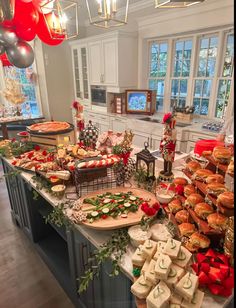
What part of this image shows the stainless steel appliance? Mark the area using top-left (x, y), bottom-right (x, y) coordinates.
top-left (91, 86), bottom-right (106, 107)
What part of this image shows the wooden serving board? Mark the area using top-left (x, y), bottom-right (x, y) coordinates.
top-left (80, 187), bottom-right (157, 230)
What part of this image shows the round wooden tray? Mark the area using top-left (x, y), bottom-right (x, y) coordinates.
top-left (26, 122), bottom-right (74, 135)
top-left (80, 187), bottom-right (158, 230)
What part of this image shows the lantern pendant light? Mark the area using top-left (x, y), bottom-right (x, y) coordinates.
top-left (86, 0), bottom-right (129, 29)
top-left (155, 0), bottom-right (205, 8)
top-left (40, 0), bottom-right (78, 40)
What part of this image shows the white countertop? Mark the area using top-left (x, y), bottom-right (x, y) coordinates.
top-left (2, 158), bottom-right (232, 308)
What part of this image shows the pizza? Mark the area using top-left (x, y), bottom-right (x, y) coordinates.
top-left (28, 121), bottom-right (70, 133)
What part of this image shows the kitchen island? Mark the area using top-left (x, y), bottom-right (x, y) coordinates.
top-left (1, 157), bottom-right (233, 308)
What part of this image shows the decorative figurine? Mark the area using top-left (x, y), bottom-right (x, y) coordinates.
top-left (71, 101), bottom-right (85, 142)
top-left (159, 112), bottom-right (177, 182)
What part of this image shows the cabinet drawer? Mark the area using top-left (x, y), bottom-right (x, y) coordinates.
top-left (188, 132), bottom-right (213, 142)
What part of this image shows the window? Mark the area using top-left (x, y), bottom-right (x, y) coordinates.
top-left (171, 39), bottom-right (192, 108)
top-left (193, 35), bottom-right (218, 116)
top-left (146, 27), bottom-right (234, 118)
top-left (148, 41), bottom-right (168, 111)
top-left (215, 33), bottom-right (234, 118)
top-left (3, 66), bottom-right (41, 117)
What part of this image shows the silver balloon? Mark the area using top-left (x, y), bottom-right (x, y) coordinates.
top-left (0, 26), bottom-right (18, 47)
top-left (0, 44), bottom-right (5, 55)
top-left (6, 41), bottom-right (34, 68)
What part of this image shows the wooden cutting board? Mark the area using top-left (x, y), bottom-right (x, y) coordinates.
top-left (80, 187), bottom-right (157, 230)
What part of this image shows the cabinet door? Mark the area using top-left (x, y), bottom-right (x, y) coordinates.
top-left (102, 39), bottom-right (118, 85)
top-left (88, 41), bottom-right (103, 85)
top-left (186, 141), bottom-right (195, 153)
top-left (72, 48), bottom-right (82, 99)
top-left (111, 117), bottom-right (127, 132)
top-left (151, 135), bottom-right (161, 151)
top-left (80, 46), bottom-right (90, 100)
top-left (133, 131), bottom-right (150, 148)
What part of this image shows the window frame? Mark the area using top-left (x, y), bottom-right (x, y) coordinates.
top-left (146, 26), bottom-right (234, 119)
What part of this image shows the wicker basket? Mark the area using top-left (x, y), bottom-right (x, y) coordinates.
top-left (175, 112), bottom-right (193, 122)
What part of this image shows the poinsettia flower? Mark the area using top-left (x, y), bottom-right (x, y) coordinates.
top-left (152, 202), bottom-right (160, 211)
top-left (42, 150), bottom-right (48, 156)
top-left (145, 207), bottom-right (157, 217)
top-left (34, 145), bottom-right (40, 151)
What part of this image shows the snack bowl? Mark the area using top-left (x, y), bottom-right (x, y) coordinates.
top-left (128, 225), bottom-right (152, 248)
top-left (156, 189), bottom-right (175, 204)
top-left (51, 184), bottom-right (66, 199)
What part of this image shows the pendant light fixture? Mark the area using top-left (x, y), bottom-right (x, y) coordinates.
top-left (86, 0), bottom-right (129, 29)
top-left (40, 0), bottom-right (78, 40)
top-left (155, 0), bottom-right (205, 8)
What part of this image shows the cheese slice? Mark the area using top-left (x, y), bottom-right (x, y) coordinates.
top-left (145, 259), bottom-right (159, 285)
top-left (164, 263), bottom-right (185, 288)
top-left (175, 272), bottom-right (199, 302)
top-left (170, 292), bottom-right (183, 305)
top-left (181, 289), bottom-right (204, 308)
top-left (141, 259), bottom-right (151, 276)
top-left (142, 240), bottom-right (157, 260)
top-left (146, 281), bottom-right (171, 308)
top-left (131, 275), bottom-right (152, 299)
top-left (151, 223), bottom-right (173, 242)
top-left (132, 245), bottom-right (146, 267)
top-left (163, 238), bottom-right (181, 259)
top-left (155, 253), bottom-right (172, 280)
top-left (173, 246), bottom-right (192, 268)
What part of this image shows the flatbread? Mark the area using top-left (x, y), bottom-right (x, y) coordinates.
top-left (28, 121), bottom-right (70, 133)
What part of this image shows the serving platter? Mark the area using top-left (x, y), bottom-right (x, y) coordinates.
top-left (27, 122), bottom-right (74, 135)
top-left (80, 187), bottom-right (158, 230)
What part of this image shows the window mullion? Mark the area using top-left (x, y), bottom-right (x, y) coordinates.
top-left (211, 30), bottom-right (225, 119)
top-left (164, 38), bottom-right (173, 112)
top-left (188, 35), bottom-right (198, 108)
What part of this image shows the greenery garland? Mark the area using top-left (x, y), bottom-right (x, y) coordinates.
top-left (45, 202), bottom-right (72, 228)
top-left (78, 228), bottom-right (130, 294)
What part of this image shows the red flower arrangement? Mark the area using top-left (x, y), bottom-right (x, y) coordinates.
top-left (34, 145), bottom-right (40, 151)
top-left (162, 112), bottom-right (173, 124)
top-left (141, 201), bottom-right (160, 217)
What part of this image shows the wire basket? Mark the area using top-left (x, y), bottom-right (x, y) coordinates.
top-left (73, 165), bottom-right (123, 197)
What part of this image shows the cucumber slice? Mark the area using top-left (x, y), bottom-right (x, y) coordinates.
top-left (183, 278), bottom-right (192, 289)
top-left (89, 218), bottom-right (94, 223)
top-left (170, 239), bottom-right (176, 249)
top-left (168, 268), bottom-right (177, 277)
top-left (103, 198), bottom-right (111, 204)
top-left (91, 211), bottom-right (99, 217)
top-left (102, 208), bottom-right (110, 214)
top-left (124, 202), bottom-right (131, 208)
top-left (114, 193), bottom-right (121, 196)
top-left (129, 196), bottom-right (137, 201)
top-left (159, 259), bottom-right (167, 269)
top-left (178, 251), bottom-right (186, 260)
top-left (117, 199), bottom-right (124, 203)
top-left (138, 279), bottom-right (147, 286)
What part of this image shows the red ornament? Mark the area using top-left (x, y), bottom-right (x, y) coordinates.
top-left (36, 12), bottom-right (65, 46)
top-left (13, 0), bottom-right (39, 30)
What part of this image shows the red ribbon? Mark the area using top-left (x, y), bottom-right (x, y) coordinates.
top-left (191, 249), bottom-right (234, 297)
top-left (119, 152), bottom-right (131, 165)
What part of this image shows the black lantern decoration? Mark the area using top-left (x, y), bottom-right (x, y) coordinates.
top-left (135, 142), bottom-right (156, 180)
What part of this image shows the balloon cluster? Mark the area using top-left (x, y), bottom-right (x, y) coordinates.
top-left (0, 0), bottom-right (65, 68)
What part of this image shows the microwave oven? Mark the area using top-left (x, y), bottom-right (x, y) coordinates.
top-left (91, 86), bottom-right (106, 107)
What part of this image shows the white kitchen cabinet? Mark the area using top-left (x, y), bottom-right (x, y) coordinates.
top-left (186, 141), bottom-right (196, 153)
top-left (111, 116), bottom-right (127, 132)
top-left (88, 38), bottom-right (118, 86)
top-left (71, 44), bottom-right (90, 103)
top-left (151, 135), bottom-right (161, 150)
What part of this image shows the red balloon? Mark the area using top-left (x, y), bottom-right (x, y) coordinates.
top-left (13, 0), bottom-right (39, 30)
top-left (0, 53), bottom-right (13, 66)
top-left (36, 12), bottom-right (65, 46)
top-left (15, 25), bottom-right (36, 41)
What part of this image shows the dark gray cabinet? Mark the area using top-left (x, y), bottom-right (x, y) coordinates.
top-left (1, 158), bottom-right (135, 308)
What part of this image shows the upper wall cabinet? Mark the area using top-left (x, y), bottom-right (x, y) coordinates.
top-left (71, 31), bottom-right (138, 93)
top-left (71, 44), bottom-right (90, 103)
